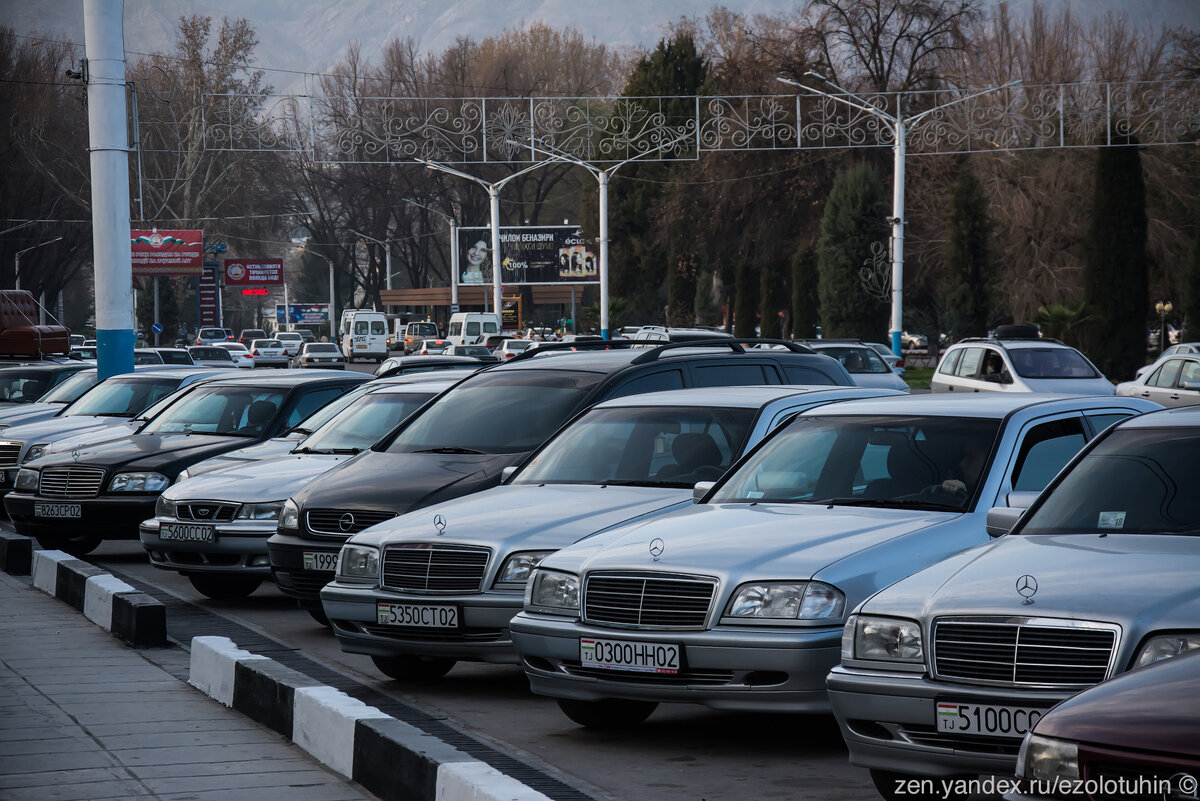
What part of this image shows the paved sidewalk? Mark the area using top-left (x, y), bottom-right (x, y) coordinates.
top-left (0, 571), bottom-right (375, 801)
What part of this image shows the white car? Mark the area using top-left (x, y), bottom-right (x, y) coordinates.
top-left (931, 335), bottom-right (1113, 395)
top-left (496, 339), bottom-right (534, 360)
top-left (807, 342), bottom-right (909, 392)
top-left (1134, 341), bottom-right (1200, 379)
top-left (276, 332), bottom-right (305, 357)
top-left (1116, 353), bottom-right (1200, 407)
top-left (188, 346), bottom-right (241, 368)
top-left (248, 339), bottom-right (289, 368)
top-left (215, 342), bottom-right (254, 368)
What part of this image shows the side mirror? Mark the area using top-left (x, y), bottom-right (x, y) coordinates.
top-left (1183, 381), bottom-right (1200, 391)
top-left (693, 481), bottom-right (715, 503)
top-left (500, 465), bottom-right (518, 483)
top-left (1005, 491), bottom-right (1041, 510)
top-left (985, 506), bottom-right (1023, 538)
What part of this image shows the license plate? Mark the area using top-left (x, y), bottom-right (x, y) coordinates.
top-left (159, 522), bottom-right (215, 543)
top-left (376, 602), bottom-right (459, 628)
top-left (580, 638), bottom-right (680, 674)
top-left (355, 344), bottom-right (366, 349)
top-left (34, 502), bottom-right (81, 519)
top-left (302, 551), bottom-right (339, 571)
top-left (936, 702), bottom-right (1044, 738)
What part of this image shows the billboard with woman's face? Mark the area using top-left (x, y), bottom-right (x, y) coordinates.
top-left (456, 226), bottom-right (599, 285)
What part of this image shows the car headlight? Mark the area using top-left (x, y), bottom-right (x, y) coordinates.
top-left (336, 544), bottom-right (378, 581)
top-left (108, 472), bottom-right (171, 492)
top-left (726, 581), bottom-right (846, 621)
top-left (1016, 733), bottom-right (1079, 782)
top-left (525, 569), bottom-right (579, 615)
top-left (851, 616), bottom-right (924, 662)
top-left (237, 501), bottom-right (284, 521)
top-left (495, 550), bottom-right (555, 587)
top-left (278, 498), bottom-right (300, 529)
top-left (155, 496), bottom-right (176, 518)
top-left (22, 444), bottom-right (47, 463)
top-left (15, 468), bottom-right (38, 492)
top-left (1133, 633), bottom-right (1200, 668)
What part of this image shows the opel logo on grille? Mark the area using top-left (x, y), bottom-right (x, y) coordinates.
top-left (649, 538), bottom-right (665, 561)
top-left (1016, 574), bottom-right (1038, 604)
top-left (433, 514), bottom-right (447, 535)
top-left (338, 513), bottom-right (355, 532)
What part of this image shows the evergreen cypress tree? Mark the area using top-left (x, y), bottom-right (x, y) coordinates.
top-left (1182, 206), bottom-right (1200, 338)
top-left (817, 163), bottom-right (888, 340)
top-left (1083, 135), bottom-right (1148, 380)
top-left (941, 171), bottom-right (991, 339)
top-left (733, 259), bottom-right (758, 337)
top-left (759, 257), bottom-right (790, 339)
top-left (791, 245), bottom-right (819, 339)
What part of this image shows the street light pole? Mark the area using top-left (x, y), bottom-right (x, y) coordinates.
top-left (348, 228), bottom-right (394, 312)
top-left (778, 75), bottom-right (1021, 356)
top-left (14, 236), bottom-right (64, 292)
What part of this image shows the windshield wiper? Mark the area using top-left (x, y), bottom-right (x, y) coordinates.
top-left (289, 426), bottom-right (313, 436)
top-left (808, 497), bottom-right (963, 512)
top-left (414, 446), bottom-right (484, 455)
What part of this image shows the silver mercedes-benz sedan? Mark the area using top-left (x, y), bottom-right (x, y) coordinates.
top-left (509, 394), bottom-right (1157, 728)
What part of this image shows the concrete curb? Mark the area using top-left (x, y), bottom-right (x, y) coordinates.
top-left (188, 635), bottom-right (553, 801)
top-left (0, 530), bottom-right (32, 575)
top-left (30, 549), bottom-right (167, 647)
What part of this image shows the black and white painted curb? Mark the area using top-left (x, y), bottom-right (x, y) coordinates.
top-left (189, 636), bottom-right (551, 801)
top-left (30, 549), bottom-right (167, 647)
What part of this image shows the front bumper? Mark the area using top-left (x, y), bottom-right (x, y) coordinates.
top-left (140, 518), bottom-right (275, 576)
top-left (827, 664), bottom-right (1070, 778)
top-left (509, 611), bottom-right (841, 713)
top-left (5, 491), bottom-right (154, 540)
top-left (321, 582), bottom-right (524, 663)
top-left (267, 531), bottom-right (344, 606)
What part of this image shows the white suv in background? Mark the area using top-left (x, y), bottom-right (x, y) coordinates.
top-left (931, 327), bottom-right (1113, 395)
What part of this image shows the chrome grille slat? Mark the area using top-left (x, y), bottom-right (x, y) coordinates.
top-left (381, 543), bottom-right (490, 593)
top-left (933, 618), bottom-right (1117, 688)
top-left (583, 573), bottom-right (717, 630)
top-left (0, 443), bottom-right (22, 467)
top-left (38, 466), bottom-right (105, 498)
top-left (306, 508), bottom-right (395, 537)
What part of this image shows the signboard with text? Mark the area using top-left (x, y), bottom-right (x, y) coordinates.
top-left (276, 303), bottom-right (330, 325)
top-left (131, 228), bottom-right (203, 277)
top-left (224, 258), bottom-right (283, 285)
top-left (197, 261), bottom-right (221, 326)
top-left (456, 226), bottom-right (598, 287)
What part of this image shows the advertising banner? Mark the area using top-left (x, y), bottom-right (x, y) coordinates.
top-left (224, 258), bottom-right (283, 285)
top-left (456, 226), bottom-right (598, 286)
top-left (131, 228), bottom-right (204, 277)
top-left (198, 261), bottom-right (221, 326)
top-left (276, 303), bottom-right (330, 325)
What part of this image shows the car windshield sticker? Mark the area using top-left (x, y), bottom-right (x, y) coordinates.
top-left (1098, 511), bottom-right (1126, 529)
top-left (745, 490), bottom-right (765, 499)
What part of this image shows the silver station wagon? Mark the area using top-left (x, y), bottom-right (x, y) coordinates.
top-left (828, 405), bottom-right (1200, 800)
top-left (509, 394), bottom-right (1157, 729)
top-left (320, 385), bottom-right (899, 681)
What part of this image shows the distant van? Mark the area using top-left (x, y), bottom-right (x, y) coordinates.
top-left (446, 313), bottom-right (501, 346)
top-left (392, 320), bottom-right (441, 353)
top-left (342, 310), bottom-right (389, 362)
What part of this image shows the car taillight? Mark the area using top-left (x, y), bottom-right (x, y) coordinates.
top-left (896, 358), bottom-right (905, 368)
top-left (505, 352), bottom-right (514, 358)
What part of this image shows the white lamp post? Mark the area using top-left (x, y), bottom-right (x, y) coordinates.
top-left (778, 74), bottom-right (1020, 356)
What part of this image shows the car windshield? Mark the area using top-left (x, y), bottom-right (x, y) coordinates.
top-left (219, 343), bottom-right (248, 353)
top-left (38, 371), bottom-right (99, 404)
top-left (0, 370), bottom-right (55, 403)
top-left (710, 415), bottom-right (1000, 512)
top-left (1008, 347), bottom-right (1099, 379)
top-left (387, 369), bottom-right (602, 455)
top-left (199, 329), bottom-right (226, 339)
top-left (816, 346), bottom-right (890, 374)
top-left (296, 391), bottom-right (436, 453)
top-left (157, 350), bottom-right (193, 365)
top-left (141, 385), bottom-right (286, 437)
top-left (409, 323), bottom-right (438, 338)
top-left (64, 376), bottom-right (183, 418)
top-left (516, 405), bottom-right (755, 487)
top-left (289, 383), bottom-right (372, 433)
top-left (306, 344), bottom-right (339, 354)
top-left (1019, 428), bottom-right (1200, 536)
top-left (189, 347), bottom-right (233, 361)
top-left (458, 346), bottom-right (490, 356)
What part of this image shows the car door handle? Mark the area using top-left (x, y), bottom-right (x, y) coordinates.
top-left (1170, 394), bottom-right (1181, 400)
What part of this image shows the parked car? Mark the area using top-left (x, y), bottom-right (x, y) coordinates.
top-left (195, 327), bottom-right (231, 346)
top-left (442, 343), bottom-right (498, 363)
top-left (141, 379), bottom-right (455, 602)
top-left (805, 341), bottom-right (909, 391)
top-left (133, 348), bottom-right (163, 365)
top-left (632, 326), bottom-right (734, 343)
top-left (6, 371), bottom-right (368, 555)
top-left (69, 334), bottom-right (86, 348)
top-left (483, 334), bottom-right (514, 351)
top-left (411, 338), bottom-right (449, 355)
top-left (1134, 341), bottom-right (1200, 379)
top-left (295, 328), bottom-right (316, 343)
top-left (508, 393), bottom-right (1158, 729)
top-left (188, 346), bottom-right (241, 368)
top-left (0, 362), bottom-right (93, 407)
top-left (447, 312), bottom-right (500, 346)
top-left (1116, 353), bottom-right (1200, 407)
top-left (154, 348), bottom-right (195, 365)
top-left (290, 342), bottom-right (345, 369)
top-left (495, 339), bottom-right (534, 360)
top-left (248, 339), bottom-right (289, 368)
top-left (374, 355), bottom-right (484, 378)
top-left (342, 310), bottom-right (389, 363)
top-left (1012, 649), bottom-right (1200, 800)
top-left (70, 346), bottom-right (98, 360)
top-left (394, 321), bottom-right (441, 354)
top-left (827, 404), bottom-right (1200, 799)
top-left (215, 341), bottom-right (254, 368)
top-left (931, 332), bottom-right (1112, 395)
top-left (275, 332), bottom-right (306, 357)
top-left (901, 332), bottom-right (927, 350)
top-left (0, 368), bottom-right (101, 436)
top-left (238, 328), bottom-right (268, 347)
top-left (0, 367), bottom-right (229, 499)
top-left (865, 342), bottom-right (905, 375)
top-left (321, 385), bottom-right (902, 680)
top-left (269, 340), bottom-right (854, 610)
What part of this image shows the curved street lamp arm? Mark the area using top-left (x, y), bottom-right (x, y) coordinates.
top-left (777, 75), bottom-right (896, 126)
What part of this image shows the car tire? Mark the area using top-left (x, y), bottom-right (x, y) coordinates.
top-left (186, 574), bottom-right (262, 600)
top-left (555, 698), bottom-right (657, 729)
top-left (370, 654), bottom-right (455, 681)
top-left (36, 533), bottom-right (102, 557)
top-left (869, 770), bottom-right (972, 801)
top-left (307, 607), bottom-right (331, 627)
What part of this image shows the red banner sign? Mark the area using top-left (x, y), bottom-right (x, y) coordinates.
top-left (224, 259), bottom-right (283, 285)
top-left (131, 229), bottom-right (204, 277)
top-left (242, 288), bottom-right (269, 296)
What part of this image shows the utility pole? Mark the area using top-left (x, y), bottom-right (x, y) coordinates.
top-left (85, 0), bottom-right (134, 378)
